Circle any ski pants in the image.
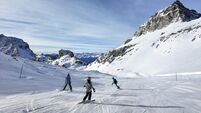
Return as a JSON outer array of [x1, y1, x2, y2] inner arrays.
[[63, 83, 72, 91], [115, 83, 120, 89], [83, 91, 92, 101]]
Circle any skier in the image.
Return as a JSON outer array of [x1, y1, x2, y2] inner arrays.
[[82, 76, 95, 102], [112, 77, 120, 89], [63, 73, 72, 92]]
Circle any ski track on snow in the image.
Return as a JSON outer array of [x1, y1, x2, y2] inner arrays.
[[1, 74, 200, 113], [1, 53, 201, 113]]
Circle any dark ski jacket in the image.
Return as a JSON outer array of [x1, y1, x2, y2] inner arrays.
[[112, 78, 118, 84], [65, 74, 71, 84]]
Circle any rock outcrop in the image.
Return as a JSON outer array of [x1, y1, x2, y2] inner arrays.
[[0, 34, 35, 60], [59, 49, 74, 58], [134, 0, 201, 37]]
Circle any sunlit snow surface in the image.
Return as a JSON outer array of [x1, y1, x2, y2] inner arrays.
[[0, 53, 201, 113], [87, 18, 201, 76]]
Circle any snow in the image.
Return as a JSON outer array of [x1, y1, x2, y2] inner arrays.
[[52, 55, 77, 66], [1, 52, 201, 113], [75, 53, 100, 64], [87, 18, 201, 76], [51, 55, 84, 69], [0, 34, 35, 60], [1, 3, 201, 113]]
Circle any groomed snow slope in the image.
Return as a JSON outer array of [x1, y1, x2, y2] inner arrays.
[[87, 18, 201, 77], [1, 53, 201, 113]]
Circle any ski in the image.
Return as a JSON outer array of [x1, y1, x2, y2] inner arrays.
[[78, 99, 95, 104]]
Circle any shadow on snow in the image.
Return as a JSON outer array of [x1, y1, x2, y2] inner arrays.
[[91, 102, 184, 109], [121, 88, 154, 91]]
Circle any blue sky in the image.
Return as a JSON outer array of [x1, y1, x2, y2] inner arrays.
[[0, 0, 201, 53]]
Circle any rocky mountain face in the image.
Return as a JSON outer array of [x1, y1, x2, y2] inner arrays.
[[0, 34, 35, 60], [50, 49, 85, 68], [134, 0, 201, 37], [59, 49, 74, 58], [96, 44, 134, 64], [89, 0, 201, 66], [36, 53, 58, 63], [87, 1, 201, 76], [52, 55, 84, 68]]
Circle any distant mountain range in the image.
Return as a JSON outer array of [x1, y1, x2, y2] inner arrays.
[[75, 53, 101, 64], [2, 1, 201, 75], [0, 34, 99, 69]]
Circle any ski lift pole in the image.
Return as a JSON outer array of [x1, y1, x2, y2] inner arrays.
[[19, 64, 24, 78]]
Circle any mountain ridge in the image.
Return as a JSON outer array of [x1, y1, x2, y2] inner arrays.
[[134, 0, 201, 37], [86, 1, 201, 76], [0, 34, 35, 60]]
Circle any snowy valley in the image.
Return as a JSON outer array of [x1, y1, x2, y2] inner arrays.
[[1, 52, 201, 113]]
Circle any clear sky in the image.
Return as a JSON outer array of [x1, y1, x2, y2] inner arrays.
[[0, 0, 200, 53]]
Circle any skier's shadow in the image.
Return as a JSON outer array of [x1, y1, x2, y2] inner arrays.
[[91, 102, 184, 109]]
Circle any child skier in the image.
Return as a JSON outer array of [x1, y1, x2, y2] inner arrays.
[[112, 77, 120, 89], [82, 77, 95, 102]]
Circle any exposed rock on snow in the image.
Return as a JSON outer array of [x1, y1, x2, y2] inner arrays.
[[124, 38, 132, 44], [44, 49, 85, 68], [87, 1, 201, 76], [95, 44, 135, 64], [134, 0, 201, 37], [52, 54, 85, 68], [36, 53, 58, 63], [51, 50, 86, 68], [0, 34, 35, 60], [75, 53, 100, 64], [59, 49, 74, 58], [36, 49, 99, 69]]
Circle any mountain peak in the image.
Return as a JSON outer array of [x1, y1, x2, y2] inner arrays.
[[134, 0, 201, 37], [172, 0, 183, 6], [0, 34, 36, 60], [170, 0, 200, 21]]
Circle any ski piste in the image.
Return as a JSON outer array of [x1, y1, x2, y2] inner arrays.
[[78, 99, 95, 104]]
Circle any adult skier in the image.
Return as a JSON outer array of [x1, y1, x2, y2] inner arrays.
[[63, 73, 72, 92], [82, 77, 95, 102], [112, 77, 120, 89]]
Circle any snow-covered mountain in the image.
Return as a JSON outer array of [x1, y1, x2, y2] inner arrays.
[[0, 34, 35, 60], [51, 49, 86, 69], [36, 53, 58, 63], [75, 53, 100, 64], [87, 1, 201, 77], [52, 55, 85, 68], [2, 1, 201, 113], [1, 46, 201, 113], [134, 0, 201, 37], [35, 50, 99, 69]]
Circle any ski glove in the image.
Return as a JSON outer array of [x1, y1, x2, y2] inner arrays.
[[93, 88, 96, 92]]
